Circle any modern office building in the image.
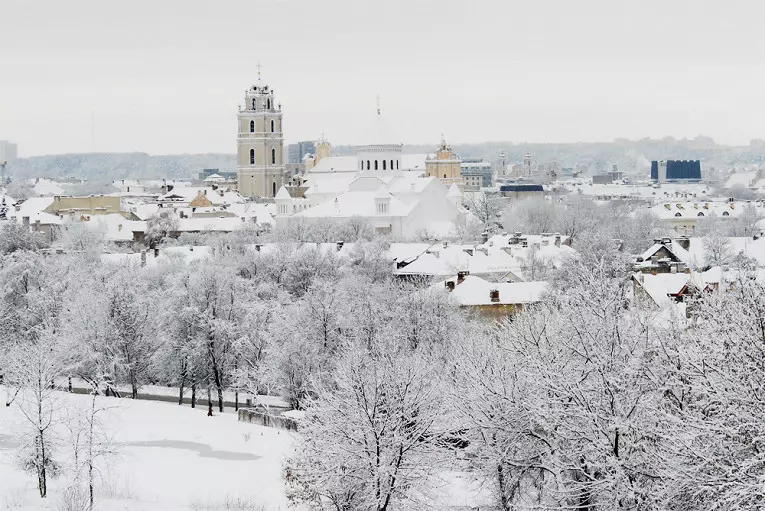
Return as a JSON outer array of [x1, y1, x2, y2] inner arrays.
[[651, 160, 701, 183]]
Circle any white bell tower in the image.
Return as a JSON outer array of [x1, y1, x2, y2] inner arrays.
[[236, 65, 285, 198]]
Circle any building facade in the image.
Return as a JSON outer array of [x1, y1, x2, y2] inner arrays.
[[287, 140, 315, 164], [651, 160, 701, 183], [461, 159, 493, 190], [236, 82, 285, 198], [425, 137, 463, 187], [0, 141, 18, 162]]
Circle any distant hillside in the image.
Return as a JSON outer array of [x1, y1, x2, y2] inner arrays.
[[6, 153, 236, 182], [7, 138, 765, 184]]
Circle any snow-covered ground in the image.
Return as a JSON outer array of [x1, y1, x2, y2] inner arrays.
[[0, 389, 296, 510]]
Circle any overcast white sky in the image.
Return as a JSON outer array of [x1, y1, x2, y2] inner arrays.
[[1, 0, 763, 156]]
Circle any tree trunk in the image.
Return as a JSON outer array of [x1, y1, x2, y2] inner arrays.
[[88, 393, 96, 510], [37, 433, 47, 498], [191, 383, 196, 409], [68, 376, 72, 393], [207, 383, 213, 417], [178, 359, 187, 406]]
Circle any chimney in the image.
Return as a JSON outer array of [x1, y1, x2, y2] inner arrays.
[[118, 224, 123, 232], [481, 231, 489, 244], [203, 189, 207, 196], [336, 241, 344, 251], [154, 248, 159, 258], [443, 240, 448, 249], [489, 289, 500, 303], [554, 232, 561, 247], [34, 220, 40, 231], [241, 217, 245, 222], [457, 270, 469, 284], [445, 280, 455, 292], [255, 244, 262, 252], [140, 250, 147, 267]]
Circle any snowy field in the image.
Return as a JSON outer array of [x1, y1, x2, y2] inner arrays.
[[0, 389, 296, 510]]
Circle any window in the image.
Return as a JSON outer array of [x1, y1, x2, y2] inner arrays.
[[249, 120, 255, 133], [267, 99, 271, 110], [271, 120, 275, 133], [377, 202, 388, 214], [374, 160, 378, 170], [722, 211, 730, 217], [396, 161, 399, 169], [366, 160, 370, 170], [250, 149, 255, 165], [698, 212, 704, 217], [383, 160, 386, 170], [444, 174, 447, 179], [252, 99, 257, 110], [271, 148, 276, 164], [391, 160, 394, 170], [273, 182, 276, 197]]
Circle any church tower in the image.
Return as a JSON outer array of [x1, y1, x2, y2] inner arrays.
[[425, 136, 463, 187], [236, 73, 285, 198]]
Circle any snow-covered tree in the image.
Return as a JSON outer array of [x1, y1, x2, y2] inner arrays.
[[286, 345, 446, 510]]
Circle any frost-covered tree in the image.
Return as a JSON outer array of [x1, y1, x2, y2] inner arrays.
[[0, 222, 48, 254], [5, 329, 66, 498], [145, 209, 179, 247], [656, 276, 765, 509], [286, 345, 446, 511]]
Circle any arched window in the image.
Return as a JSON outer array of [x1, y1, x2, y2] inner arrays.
[[271, 120, 275, 133], [249, 120, 255, 133], [722, 211, 730, 217], [374, 160, 379, 170], [252, 99, 257, 110], [698, 212, 705, 217], [396, 161, 399, 169], [267, 99, 271, 110], [674, 212, 682, 217], [273, 182, 276, 197], [249, 149, 255, 165], [391, 160, 394, 170], [367, 160, 370, 170], [383, 160, 387, 170], [271, 148, 276, 165]]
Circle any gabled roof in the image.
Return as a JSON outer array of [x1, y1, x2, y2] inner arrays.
[[435, 275, 548, 306], [275, 186, 291, 200]]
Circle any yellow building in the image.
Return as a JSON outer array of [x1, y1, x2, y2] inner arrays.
[[44, 195, 126, 218], [236, 77, 285, 198], [425, 137, 463, 187]]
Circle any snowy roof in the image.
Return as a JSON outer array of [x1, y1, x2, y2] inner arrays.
[[447, 183, 463, 198], [274, 186, 291, 200], [633, 273, 691, 307], [178, 216, 248, 232], [725, 170, 758, 189], [295, 191, 413, 219], [437, 275, 548, 306], [160, 187, 243, 206], [648, 200, 761, 220], [637, 237, 765, 269]]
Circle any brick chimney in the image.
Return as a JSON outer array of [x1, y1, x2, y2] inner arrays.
[[457, 270, 469, 284], [489, 289, 500, 303], [445, 280, 455, 292]]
